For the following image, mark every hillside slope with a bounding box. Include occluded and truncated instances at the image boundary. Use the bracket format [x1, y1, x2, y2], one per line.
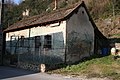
[49, 55, 120, 80]
[96, 15, 120, 38]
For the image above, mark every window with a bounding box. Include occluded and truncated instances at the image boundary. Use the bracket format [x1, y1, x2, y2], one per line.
[20, 36, 24, 47]
[44, 35, 52, 49]
[35, 36, 41, 48]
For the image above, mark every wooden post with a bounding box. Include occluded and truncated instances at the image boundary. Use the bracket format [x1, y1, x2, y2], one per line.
[0, 0, 4, 65]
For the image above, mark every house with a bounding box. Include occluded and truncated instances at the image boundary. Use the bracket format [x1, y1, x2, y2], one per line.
[4, 1, 107, 71]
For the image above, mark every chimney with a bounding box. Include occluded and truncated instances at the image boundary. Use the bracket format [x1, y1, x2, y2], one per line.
[53, 0, 58, 10]
[22, 9, 29, 17]
[25, 9, 29, 16]
[65, 0, 68, 3]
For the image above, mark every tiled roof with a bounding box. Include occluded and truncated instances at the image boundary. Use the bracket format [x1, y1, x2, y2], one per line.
[4, 1, 83, 32]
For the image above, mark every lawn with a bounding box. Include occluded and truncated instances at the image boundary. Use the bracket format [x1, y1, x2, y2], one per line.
[48, 55, 120, 80]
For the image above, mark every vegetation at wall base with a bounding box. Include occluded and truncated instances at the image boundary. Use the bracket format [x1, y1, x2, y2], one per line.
[48, 55, 120, 80]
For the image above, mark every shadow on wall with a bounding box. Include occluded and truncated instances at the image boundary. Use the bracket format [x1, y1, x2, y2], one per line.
[4, 50, 63, 65]
[19, 53, 63, 64]
[67, 31, 93, 63]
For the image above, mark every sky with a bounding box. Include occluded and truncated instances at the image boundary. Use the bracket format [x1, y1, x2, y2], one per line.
[13, 0, 21, 4]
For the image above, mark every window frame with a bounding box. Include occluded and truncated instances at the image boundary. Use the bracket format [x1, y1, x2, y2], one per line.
[44, 35, 52, 49]
[35, 36, 41, 48]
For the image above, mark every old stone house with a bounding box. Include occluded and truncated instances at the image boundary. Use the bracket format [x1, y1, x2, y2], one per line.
[4, 1, 107, 71]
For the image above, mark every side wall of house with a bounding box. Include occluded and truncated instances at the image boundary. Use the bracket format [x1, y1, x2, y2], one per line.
[66, 6, 94, 63]
[5, 21, 66, 65]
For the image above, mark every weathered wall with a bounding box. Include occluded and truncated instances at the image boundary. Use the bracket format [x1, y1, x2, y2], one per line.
[5, 21, 66, 65]
[66, 6, 94, 63]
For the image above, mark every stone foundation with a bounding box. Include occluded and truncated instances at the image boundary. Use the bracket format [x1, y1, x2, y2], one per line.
[17, 62, 40, 72]
[17, 62, 64, 72]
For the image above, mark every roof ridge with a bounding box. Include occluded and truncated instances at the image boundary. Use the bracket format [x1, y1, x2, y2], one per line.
[11, 1, 82, 24]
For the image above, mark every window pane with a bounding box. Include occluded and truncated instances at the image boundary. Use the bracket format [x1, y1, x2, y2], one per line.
[35, 36, 41, 48]
[44, 35, 52, 48]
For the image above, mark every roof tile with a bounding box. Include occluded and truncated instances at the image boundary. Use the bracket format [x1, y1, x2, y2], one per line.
[4, 1, 82, 32]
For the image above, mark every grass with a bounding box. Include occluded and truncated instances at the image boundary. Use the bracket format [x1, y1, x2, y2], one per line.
[48, 55, 120, 80]
[112, 34, 120, 37]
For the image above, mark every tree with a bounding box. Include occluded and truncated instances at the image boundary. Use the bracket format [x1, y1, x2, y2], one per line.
[3, 0, 53, 28]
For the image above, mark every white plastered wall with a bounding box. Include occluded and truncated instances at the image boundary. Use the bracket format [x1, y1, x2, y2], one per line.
[5, 21, 67, 63]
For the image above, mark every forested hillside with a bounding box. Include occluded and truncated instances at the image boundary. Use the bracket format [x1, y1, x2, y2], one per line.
[3, 0, 120, 38]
